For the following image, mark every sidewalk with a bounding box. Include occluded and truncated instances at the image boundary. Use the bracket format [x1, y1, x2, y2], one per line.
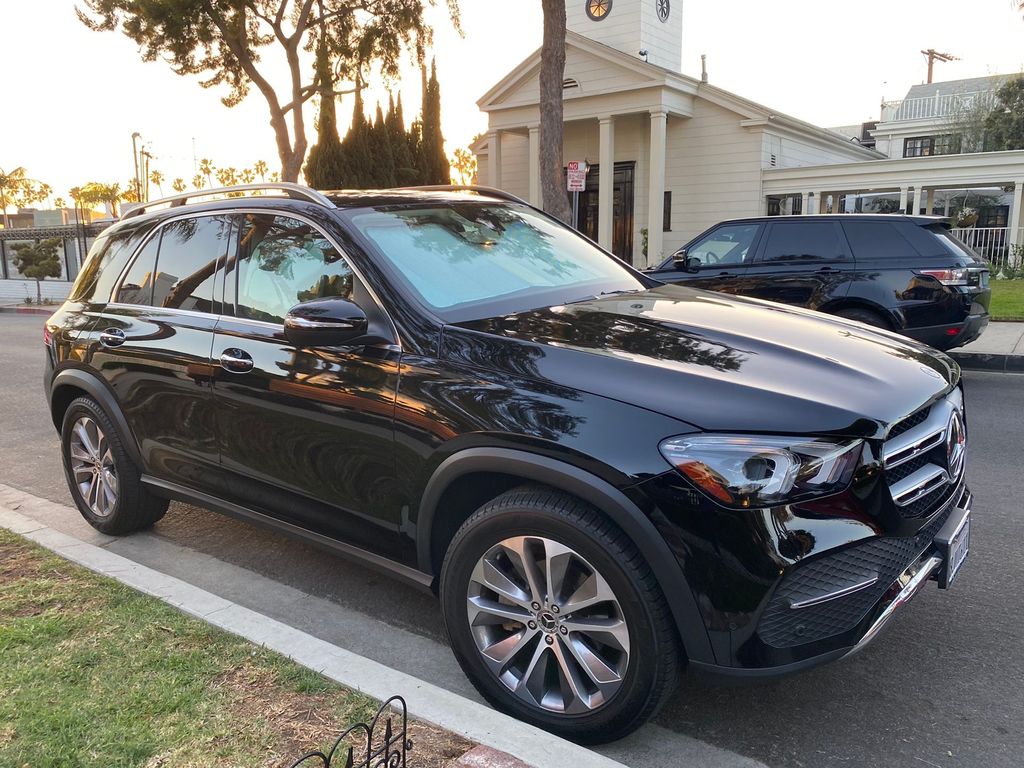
[949, 322, 1024, 373]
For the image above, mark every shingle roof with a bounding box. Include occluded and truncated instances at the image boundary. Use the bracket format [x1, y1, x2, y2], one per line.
[903, 74, 1014, 101]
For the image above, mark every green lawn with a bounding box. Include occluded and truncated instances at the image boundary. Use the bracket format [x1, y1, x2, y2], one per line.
[0, 529, 470, 768]
[990, 280, 1024, 321]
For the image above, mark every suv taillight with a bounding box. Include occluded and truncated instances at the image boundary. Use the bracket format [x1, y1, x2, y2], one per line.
[916, 268, 969, 286]
[43, 326, 53, 346]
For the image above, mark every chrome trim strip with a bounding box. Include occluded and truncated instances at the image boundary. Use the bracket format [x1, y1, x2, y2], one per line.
[788, 576, 880, 610]
[890, 465, 949, 506]
[884, 429, 946, 469]
[845, 554, 942, 658]
[284, 316, 357, 330]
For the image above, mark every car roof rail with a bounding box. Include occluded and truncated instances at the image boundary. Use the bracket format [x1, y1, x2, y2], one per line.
[120, 182, 335, 220]
[398, 184, 530, 205]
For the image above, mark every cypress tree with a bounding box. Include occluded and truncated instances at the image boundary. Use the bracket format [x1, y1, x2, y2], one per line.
[388, 93, 416, 186]
[343, 74, 370, 187]
[424, 59, 450, 184]
[303, 36, 348, 188]
[373, 102, 397, 188]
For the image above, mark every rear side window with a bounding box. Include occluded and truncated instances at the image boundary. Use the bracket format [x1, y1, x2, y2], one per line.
[69, 227, 147, 303]
[115, 234, 159, 305]
[151, 215, 233, 312]
[761, 221, 846, 262]
[841, 221, 920, 261]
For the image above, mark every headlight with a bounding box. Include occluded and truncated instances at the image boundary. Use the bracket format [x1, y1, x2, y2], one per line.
[658, 435, 863, 509]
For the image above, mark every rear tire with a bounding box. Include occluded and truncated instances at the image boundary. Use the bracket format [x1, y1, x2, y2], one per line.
[439, 485, 680, 744]
[60, 396, 168, 535]
[833, 307, 889, 329]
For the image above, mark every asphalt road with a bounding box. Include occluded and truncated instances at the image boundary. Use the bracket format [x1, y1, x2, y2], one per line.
[3, 313, 1022, 768]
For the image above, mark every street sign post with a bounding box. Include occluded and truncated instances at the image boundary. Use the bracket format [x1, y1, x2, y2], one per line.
[567, 161, 587, 230]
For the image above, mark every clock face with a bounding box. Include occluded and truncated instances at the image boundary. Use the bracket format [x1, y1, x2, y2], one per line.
[586, 0, 612, 21]
[656, 0, 670, 22]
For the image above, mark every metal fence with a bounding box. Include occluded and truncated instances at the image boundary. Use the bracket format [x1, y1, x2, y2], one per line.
[949, 226, 1024, 270]
[0, 223, 107, 301]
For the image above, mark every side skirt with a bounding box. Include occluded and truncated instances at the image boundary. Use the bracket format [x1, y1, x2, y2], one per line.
[141, 475, 435, 593]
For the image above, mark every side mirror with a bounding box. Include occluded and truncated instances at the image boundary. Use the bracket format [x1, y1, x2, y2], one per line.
[672, 249, 701, 273]
[284, 297, 369, 347]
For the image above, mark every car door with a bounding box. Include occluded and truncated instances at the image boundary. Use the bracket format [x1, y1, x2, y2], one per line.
[89, 213, 232, 494]
[741, 219, 852, 308]
[210, 211, 405, 558]
[650, 222, 764, 294]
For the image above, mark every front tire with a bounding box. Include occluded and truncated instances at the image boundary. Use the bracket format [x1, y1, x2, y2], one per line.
[440, 486, 680, 743]
[60, 396, 168, 535]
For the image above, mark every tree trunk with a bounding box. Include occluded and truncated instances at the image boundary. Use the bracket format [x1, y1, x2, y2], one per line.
[539, 0, 572, 224]
[35, 279, 42, 305]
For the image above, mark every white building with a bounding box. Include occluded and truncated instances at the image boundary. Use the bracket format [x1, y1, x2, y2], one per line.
[473, 0, 1024, 268]
[472, 0, 879, 266]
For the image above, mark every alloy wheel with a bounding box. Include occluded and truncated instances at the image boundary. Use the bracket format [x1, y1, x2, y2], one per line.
[466, 535, 631, 714]
[68, 416, 118, 518]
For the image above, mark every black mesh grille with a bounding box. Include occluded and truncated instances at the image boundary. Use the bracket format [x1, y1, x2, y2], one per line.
[884, 453, 929, 485]
[757, 500, 955, 648]
[899, 482, 956, 519]
[887, 406, 931, 440]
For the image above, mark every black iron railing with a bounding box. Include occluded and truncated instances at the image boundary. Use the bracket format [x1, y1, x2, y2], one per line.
[289, 695, 412, 768]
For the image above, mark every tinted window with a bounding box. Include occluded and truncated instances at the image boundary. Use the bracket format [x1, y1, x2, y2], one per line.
[234, 214, 353, 324]
[841, 220, 920, 260]
[152, 215, 232, 312]
[685, 224, 761, 267]
[115, 234, 159, 305]
[761, 221, 844, 262]
[346, 203, 644, 322]
[71, 226, 150, 303]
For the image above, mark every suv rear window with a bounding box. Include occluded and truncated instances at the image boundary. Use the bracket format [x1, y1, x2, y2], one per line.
[841, 220, 920, 261]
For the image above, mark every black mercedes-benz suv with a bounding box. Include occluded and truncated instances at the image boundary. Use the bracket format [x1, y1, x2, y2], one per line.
[44, 184, 973, 743]
[648, 214, 990, 350]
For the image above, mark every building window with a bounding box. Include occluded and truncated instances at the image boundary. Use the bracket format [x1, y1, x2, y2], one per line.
[663, 191, 672, 231]
[766, 194, 803, 216]
[903, 135, 961, 158]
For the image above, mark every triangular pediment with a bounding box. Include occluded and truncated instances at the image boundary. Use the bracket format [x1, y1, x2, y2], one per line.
[478, 31, 696, 111]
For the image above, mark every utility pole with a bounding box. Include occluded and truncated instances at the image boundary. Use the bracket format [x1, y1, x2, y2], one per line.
[131, 132, 142, 202]
[921, 49, 959, 84]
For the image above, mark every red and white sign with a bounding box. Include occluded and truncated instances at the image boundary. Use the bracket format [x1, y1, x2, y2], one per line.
[567, 161, 587, 192]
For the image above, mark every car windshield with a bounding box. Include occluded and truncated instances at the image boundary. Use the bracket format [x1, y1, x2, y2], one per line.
[345, 202, 645, 321]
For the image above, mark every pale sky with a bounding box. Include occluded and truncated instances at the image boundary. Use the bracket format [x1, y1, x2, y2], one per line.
[4, 0, 1024, 202]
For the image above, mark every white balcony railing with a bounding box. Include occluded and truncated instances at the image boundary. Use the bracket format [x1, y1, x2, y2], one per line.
[882, 90, 998, 123]
[950, 226, 1024, 268]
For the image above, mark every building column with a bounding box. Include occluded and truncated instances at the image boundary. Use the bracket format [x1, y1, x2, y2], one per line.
[899, 185, 909, 214]
[1009, 180, 1024, 247]
[598, 116, 615, 249]
[925, 187, 935, 216]
[528, 125, 541, 206]
[800, 191, 810, 216]
[487, 130, 502, 188]
[807, 190, 822, 214]
[647, 110, 668, 266]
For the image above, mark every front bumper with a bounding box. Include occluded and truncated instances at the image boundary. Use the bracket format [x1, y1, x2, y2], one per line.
[688, 484, 972, 682]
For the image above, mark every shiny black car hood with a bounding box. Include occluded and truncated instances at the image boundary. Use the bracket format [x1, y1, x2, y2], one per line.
[442, 285, 959, 438]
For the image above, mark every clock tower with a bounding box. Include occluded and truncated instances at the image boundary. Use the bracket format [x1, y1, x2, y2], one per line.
[566, 0, 683, 72]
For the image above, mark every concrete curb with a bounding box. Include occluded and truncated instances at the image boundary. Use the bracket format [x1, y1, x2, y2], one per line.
[0, 499, 627, 768]
[0, 305, 51, 315]
[949, 351, 1024, 373]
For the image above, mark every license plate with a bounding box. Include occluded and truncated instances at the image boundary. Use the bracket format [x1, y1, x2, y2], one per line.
[935, 509, 970, 589]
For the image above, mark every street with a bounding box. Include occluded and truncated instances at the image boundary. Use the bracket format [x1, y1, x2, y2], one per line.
[3, 313, 1022, 768]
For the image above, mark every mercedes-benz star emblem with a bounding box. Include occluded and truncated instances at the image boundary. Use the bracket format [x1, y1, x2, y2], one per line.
[946, 410, 966, 479]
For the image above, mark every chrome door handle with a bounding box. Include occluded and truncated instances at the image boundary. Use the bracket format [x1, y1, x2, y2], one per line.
[219, 348, 254, 374]
[99, 328, 126, 348]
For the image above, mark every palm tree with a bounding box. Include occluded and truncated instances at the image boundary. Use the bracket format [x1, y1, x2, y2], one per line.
[192, 174, 205, 190]
[539, 0, 572, 223]
[253, 160, 269, 182]
[0, 166, 47, 229]
[172, 178, 187, 194]
[150, 170, 165, 197]
[199, 158, 215, 188]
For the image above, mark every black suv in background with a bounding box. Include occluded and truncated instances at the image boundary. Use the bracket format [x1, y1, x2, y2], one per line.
[45, 185, 973, 743]
[649, 215, 990, 350]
